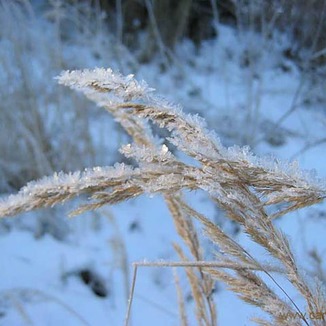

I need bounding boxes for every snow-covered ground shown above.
[1,3,326,326]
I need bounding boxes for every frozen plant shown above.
[1,68,326,325]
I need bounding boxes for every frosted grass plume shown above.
[1,67,326,325]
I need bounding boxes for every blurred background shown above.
[0,0,326,325]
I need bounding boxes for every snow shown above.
[0,196,180,326]
[1,3,326,326]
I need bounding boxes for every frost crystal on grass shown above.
[0,163,138,217]
[1,67,325,219]
[57,68,155,102]
[120,143,174,165]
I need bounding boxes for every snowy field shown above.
[0,2,325,326]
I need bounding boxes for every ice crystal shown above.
[57,68,155,102]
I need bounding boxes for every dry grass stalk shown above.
[1,68,326,325]
[174,243,216,326]
[168,194,216,326]
[173,268,188,326]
